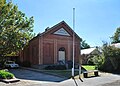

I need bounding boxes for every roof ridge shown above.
[31,21,82,42]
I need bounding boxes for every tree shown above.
[0,1,34,56]
[81,40,90,49]
[0,0,6,11]
[102,44,120,71]
[111,27,120,43]
[91,43,120,72]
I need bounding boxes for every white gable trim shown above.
[53,28,70,36]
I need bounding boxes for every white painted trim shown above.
[54,28,70,36]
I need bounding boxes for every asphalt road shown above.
[0,68,120,86]
[102,80,120,86]
[59,73,120,86]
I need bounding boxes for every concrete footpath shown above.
[60,73,120,86]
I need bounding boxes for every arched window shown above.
[59,47,65,51]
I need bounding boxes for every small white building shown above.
[111,43,120,48]
[81,47,101,64]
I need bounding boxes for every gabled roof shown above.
[37,21,82,41]
[81,48,96,55]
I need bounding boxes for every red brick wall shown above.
[43,43,54,64]
[20,22,81,65]
[29,38,39,64]
[40,23,81,64]
[20,37,40,65]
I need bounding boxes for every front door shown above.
[59,51,65,61]
[58,47,65,63]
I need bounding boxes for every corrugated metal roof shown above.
[81,48,96,55]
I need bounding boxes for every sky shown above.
[12,0,120,47]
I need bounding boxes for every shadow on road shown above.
[9,68,68,82]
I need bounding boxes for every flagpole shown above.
[72,8,75,78]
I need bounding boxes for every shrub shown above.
[66,60,73,69]
[101,45,120,72]
[87,56,95,65]
[87,55,105,69]
[45,65,66,70]
[94,55,105,69]
[0,70,14,79]
[22,61,31,67]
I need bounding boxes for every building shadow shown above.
[9,68,69,82]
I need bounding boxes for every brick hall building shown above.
[19,21,82,65]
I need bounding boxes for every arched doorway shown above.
[58,47,65,63]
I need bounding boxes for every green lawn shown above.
[82,65,96,70]
[40,65,95,78]
[42,70,79,78]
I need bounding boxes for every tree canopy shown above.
[81,40,90,49]
[0,0,6,10]
[0,1,34,56]
[111,27,120,43]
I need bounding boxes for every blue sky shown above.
[13,0,120,47]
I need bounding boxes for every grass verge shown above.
[82,65,96,71]
[43,70,80,78]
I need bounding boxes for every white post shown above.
[72,8,75,78]
[79,64,81,78]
